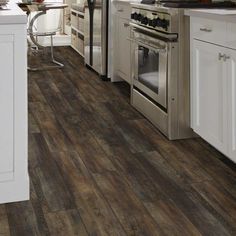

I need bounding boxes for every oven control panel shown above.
[131,8,171,33]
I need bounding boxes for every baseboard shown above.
[0,176,30,204]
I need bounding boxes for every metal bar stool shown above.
[27,4,67,71]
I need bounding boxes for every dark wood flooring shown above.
[1,47,236,236]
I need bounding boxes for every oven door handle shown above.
[129,22,177,41]
[127,37,167,53]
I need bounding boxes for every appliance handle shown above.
[127,37,167,53]
[129,22,177,41]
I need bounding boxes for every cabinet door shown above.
[116,17,131,83]
[0,35,14,180]
[192,40,227,154]
[227,49,236,162]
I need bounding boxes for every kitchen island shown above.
[185,9,236,163]
[0,3,29,203]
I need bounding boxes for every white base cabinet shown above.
[112,2,131,83]
[192,40,228,155]
[115,17,131,83]
[0,14,29,203]
[190,16,236,163]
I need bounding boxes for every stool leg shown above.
[50,35,64,68]
[28,34,64,71]
[50,35,54,59]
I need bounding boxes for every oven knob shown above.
[156,17,162,27]
[152,18,157,27]
[141,17,148,25]
[148,19,153,26]
[137,13,142,21]
[132,12,138,20]
[161,19,169,30]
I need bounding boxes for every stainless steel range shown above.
[130,3,193,140]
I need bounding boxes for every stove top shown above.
[140,0,236,8]
[162,1,236,8]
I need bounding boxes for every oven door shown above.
[133,31,168,109]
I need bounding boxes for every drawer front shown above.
[78,33,84,55]
[71,11,79,29]
[71,11,84,32]
[191,17,226,45]
[114,3,131,19]
[78,17,84,32]
[71,29,77,49]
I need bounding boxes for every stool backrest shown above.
[32,9,62,34]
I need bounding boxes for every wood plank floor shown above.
[1,46,236,236]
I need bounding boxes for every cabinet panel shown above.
[227,49,236,162]
[192,40,227,154]
[0,35,14,175]
[116,17,131,83]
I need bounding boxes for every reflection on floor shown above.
[1,47,236,236]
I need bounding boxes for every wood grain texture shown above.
[1,47,236,236]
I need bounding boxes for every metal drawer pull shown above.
[224,55,230,61]
[127,37,166,53]
[117,9,124,12]
[218,53,225,61]
[124,23,129,28]
[218,53,230,61]
[200,28,212,32]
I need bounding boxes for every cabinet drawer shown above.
[191,17,226,45]
[71,11,84,32]
[71,29,84,55]
[71,29,77,48]
[114,3,131,19]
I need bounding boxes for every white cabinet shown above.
[70,9,84,56]
[227,50,236,162]
[190,16,236,163]
[115,17,131,83]
[0,10,29,204]
[192,40,228,155]
[112,2,131,83]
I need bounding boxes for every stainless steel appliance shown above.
[84,0,108,80]
[130,3,193,140]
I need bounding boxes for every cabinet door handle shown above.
[224,55,230,61]
[200,28,212,32]
[124,23,129,28]
[218,53,225,61]
[118,9,124,12]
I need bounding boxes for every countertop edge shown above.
[184,9,236,22]
[112,0,141,5]
[0,3,27,24]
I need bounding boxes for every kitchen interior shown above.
[0,0,236,234]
